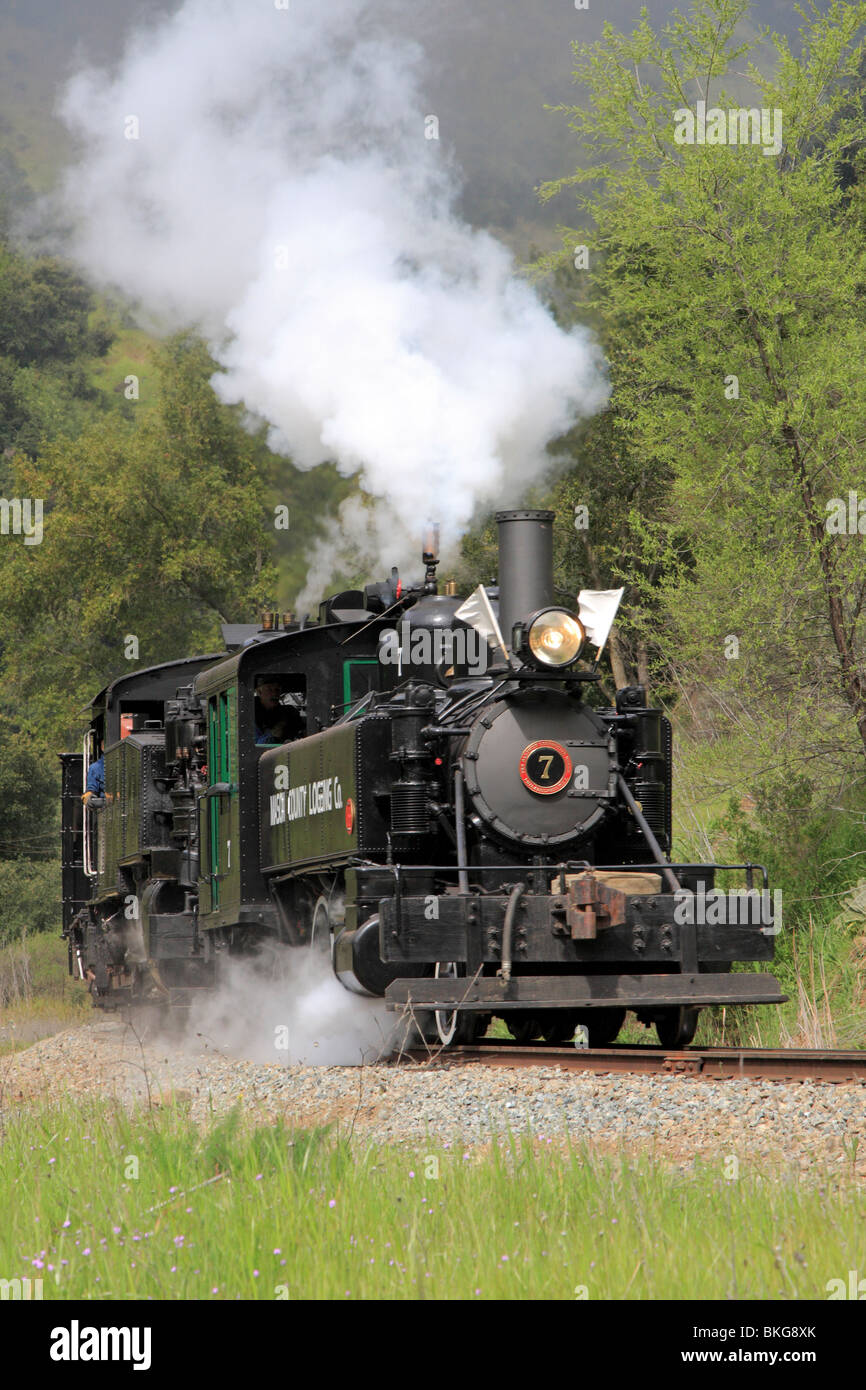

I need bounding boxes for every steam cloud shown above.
[183,946,409,1067]
[55,0,607,599]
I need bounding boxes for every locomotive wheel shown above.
[433,962,478,1047]
[508,1014,542,1044]
[583,1007,627,1047]
[655,1006,700,1049]
[539,1012,579,1044]
[310,895,334,956]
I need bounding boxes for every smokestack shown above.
[496,509,555,644]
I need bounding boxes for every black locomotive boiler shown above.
[61,510,785,1048]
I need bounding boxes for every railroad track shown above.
[400,1041,866,1082]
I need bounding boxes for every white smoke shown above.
[183,946,410,1067]
[54,0,608,599]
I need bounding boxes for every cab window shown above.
[253,675,306,746]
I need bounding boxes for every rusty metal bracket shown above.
[663,1055,704,1075]
[551,871,628,941]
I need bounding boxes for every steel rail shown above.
[398,1042,866,1083]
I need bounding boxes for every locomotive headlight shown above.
[523,609,586,667]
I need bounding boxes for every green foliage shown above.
[198,1107,339,1180]
[0,336,279,743]
[0,859,61,944]
[0,359,103,459]
[542,0,866,769]
[0,929,88,1026]
[667,731,866,1048]
[710,775,866,913]
[0,245,112,367]
[0,239,115,457]
[0,726,58,859]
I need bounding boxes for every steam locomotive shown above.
[61,510,784,1049]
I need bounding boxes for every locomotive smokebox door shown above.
[462,689,616,847]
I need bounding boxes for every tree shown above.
[542,0,866,767]
[548,407,680,695]
[0,726,58,860]
[0,238,114,458]
[0,244,112,368]
[0,336,279,744]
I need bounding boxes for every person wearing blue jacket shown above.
[82,745,105,806]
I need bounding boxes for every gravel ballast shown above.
[2,1020,864,1172]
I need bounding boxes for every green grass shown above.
[0,932,89,1053]
[1,1099,862,1300]
[691,905,866,1052]
[0,931,84,1005]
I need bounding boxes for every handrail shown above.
[82,731,96,878]
[358,860,768,889]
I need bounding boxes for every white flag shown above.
[454,584,508,658]
[577,588,625,651]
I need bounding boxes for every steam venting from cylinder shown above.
[495,509,556,645]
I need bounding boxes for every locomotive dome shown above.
[378,590,493,685]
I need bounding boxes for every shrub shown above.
[0,859,61,945]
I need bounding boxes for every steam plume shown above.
[55,0,607,596]
[183,947,405,1067]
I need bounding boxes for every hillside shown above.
[0,0,831,242]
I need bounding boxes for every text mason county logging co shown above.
[270,774,344,826]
